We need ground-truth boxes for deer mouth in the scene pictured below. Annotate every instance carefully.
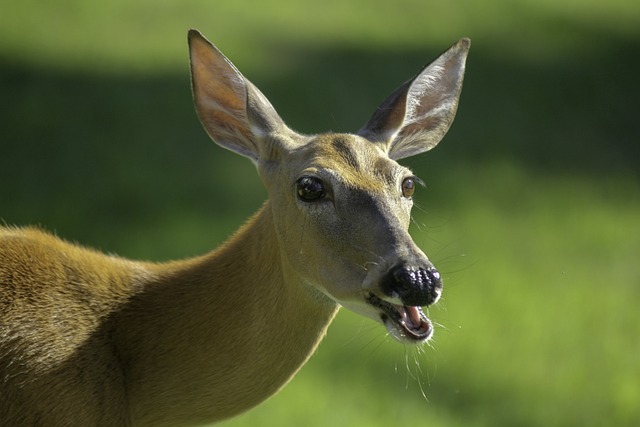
[365,293,433,343]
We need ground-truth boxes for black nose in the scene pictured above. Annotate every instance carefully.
[380,264,442,306]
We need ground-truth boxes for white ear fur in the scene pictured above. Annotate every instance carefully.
[358,38,470,160]
[188,30,292,163]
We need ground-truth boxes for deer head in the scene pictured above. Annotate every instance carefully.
[189,30,469,343]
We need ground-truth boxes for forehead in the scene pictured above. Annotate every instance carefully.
[296,134,406,190]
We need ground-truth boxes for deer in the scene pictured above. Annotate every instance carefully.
[0,29,469,426]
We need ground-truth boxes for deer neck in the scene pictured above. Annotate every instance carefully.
[117,201,340,426]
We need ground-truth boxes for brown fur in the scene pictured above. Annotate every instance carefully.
[0,210,338,426]
[0,30,468,426]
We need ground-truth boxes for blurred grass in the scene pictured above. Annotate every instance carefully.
[1,1,639,426]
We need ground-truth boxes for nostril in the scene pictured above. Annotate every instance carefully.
[392,267,416,293]
[380,264,443,307]
[426,267,442,290]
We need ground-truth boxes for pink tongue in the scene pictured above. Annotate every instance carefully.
[405,306,422,329]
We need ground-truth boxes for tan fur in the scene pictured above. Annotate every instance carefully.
[0,208,337,426]
[0,30,469,426]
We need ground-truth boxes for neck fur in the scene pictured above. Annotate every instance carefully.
[114,202,340,426]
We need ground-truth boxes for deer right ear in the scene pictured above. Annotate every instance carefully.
[188,30,291,163]
[358,38,470,160]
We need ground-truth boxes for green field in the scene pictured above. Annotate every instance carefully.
[1,1,639,426]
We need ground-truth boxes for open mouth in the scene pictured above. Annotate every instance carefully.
[365,292,433,343]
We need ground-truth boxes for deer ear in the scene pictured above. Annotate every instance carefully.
[188,30,292,163]
[358,38,470,160]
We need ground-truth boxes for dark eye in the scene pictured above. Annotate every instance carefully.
[296,176,326,201]
[401,177,416,198]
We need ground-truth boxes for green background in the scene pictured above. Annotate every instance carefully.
[1,1,638,426]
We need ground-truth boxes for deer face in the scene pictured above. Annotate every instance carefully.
[188,30,469,343]
[262,133,442,342]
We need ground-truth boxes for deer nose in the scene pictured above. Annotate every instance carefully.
[380,264,443,306]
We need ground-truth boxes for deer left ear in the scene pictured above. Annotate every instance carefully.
[358,38,470,160]
[188,29,296,164]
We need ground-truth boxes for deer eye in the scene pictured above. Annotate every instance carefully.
[296,176,326,202]
[401,177,416,198]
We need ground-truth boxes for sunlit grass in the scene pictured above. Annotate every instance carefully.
[2,0,638,71]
